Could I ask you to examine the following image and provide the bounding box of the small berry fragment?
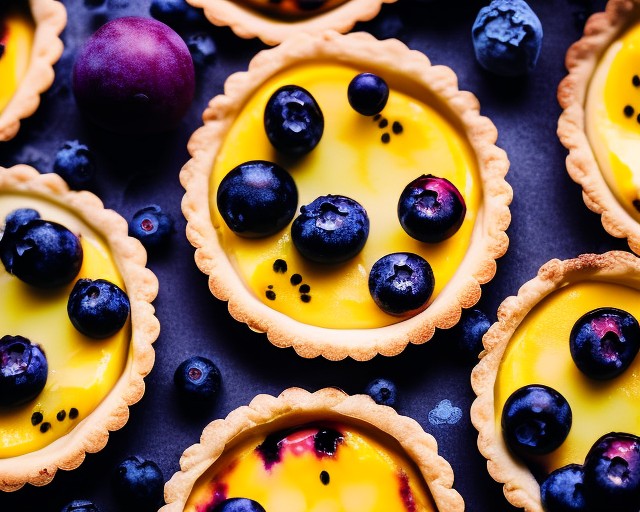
[129,205,174,249]
[364,378,398,407]
[112,456,164,512]
[0,335,48,407]
[347,73,389,116]
[53,140,96,190]
[67,279,130,338]
[174,355,221,403]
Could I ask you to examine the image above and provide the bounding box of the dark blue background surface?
[0,0,621,510]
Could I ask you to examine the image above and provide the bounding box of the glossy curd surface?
[210,63,480,329]
[0,195,130,458]
[0,7,34,113]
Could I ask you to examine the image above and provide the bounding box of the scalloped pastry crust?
[0,166,159,491]
[558,0,640,254]
[181,30,511,361]
[470,250,640,511]
[0,0,66,142]
[162,387,464,511]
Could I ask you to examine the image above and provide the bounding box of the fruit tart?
[0,0,66,141]
[471,251,640,511]
[186,0,397,46]
[162,387,464,512]
[181,30,512,361]
[558,0,640,254]
[0,166,159,490]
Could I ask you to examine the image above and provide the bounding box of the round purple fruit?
[347,72,389,116]
[0,335,48,407]
[72,17,195,135]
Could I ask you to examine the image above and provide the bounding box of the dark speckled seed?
[273,259,287,273]
[299,284,310,294]
[320,470,330,485]
[40,422,51,433]
[31,412,43,425]
[290,274,302,285]
[266,290,276,300]
[625,105,635,118]
[392,121,403,134]
[373,114,381,122]
[633,75,640,87]
[634,199,640,213]
[378,118,388,128]
[381,133,390,143]
[301,294,311,303]
[57,410,66,421]
[69,408,79,419]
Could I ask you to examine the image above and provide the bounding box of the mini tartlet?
[162,387,464,512]
[181,30,511,361]
[558,0,640,254]
[186,0,397,46]
[0,0,66,142]
[0,166,159,490]
[471,251,640,511]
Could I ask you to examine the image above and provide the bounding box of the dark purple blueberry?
[212,498,266,512]
[112,456,164,512]
[398,175,466,243]
[67,279,130,338]
[0,219,83,288]
[60,499,101,512]
[347,73,389,116]
[217,160,298,238]
[0,335,48,407]
[264,85,324,156]
[53,140,96,190]
[501,384,572,456]
[291,195,369,264]
[583,432,640,512]
[364,378,398,407]
[185,32,216,67]
[149,0,206,29]
[128,205,175,249]
[450,308,492,361]
[174,355,221,403]
[569,308,640,380]
[3,208,40,236]
[368,252,434,316]
[540,464,591,512]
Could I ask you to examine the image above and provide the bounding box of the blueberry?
[112,456,164,512]
[217,160,298,238]
[67,279,130,338]
[291,195,369,264]
[501,384,572,456]
[471,0,543,77]
[264,85,324,156]
[185,31,216,67]
[347,73,389,116]
[450,308,492,361]
[540,464,590,512]
[0,335,48,407]
[3,208,40,236]
[60,499,101,512]
[0,218,83,288]
[53,140,96,190]
[174,356,221,403]
[364,378,398,407]
[368,252,434,316]
[569,307,640,380]
[212,498,266,512]
[128,205,175,249]
[398,175,466,243]
[150,0,206,29]
[583,432,640,512]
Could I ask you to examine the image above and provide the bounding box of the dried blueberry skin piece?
[174,355,221,403]
[212,498,267,512]
[540,464,591,512]
[347,72,389,116]
[569,307,640,380]
[128,204,175,249]
[112,456,164,512]
[264,85,324,156]
[364,377,398,407]
[217,160,298,238]
[60,499,101,512]
[0,335,48,407]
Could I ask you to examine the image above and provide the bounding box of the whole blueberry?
[398,175,466,243]
[150,0,206,29]
[450,308,492,361]
[53,140,96,190]
[60,499,101,512]
[174,356,221,403]
[501,384,572,456]
[347,73,389,116]
[368,252,435,316]
[291,195,369,264]
[569,307,640,380]
[583,432,640,512]
[212,498,266,512]
[217,160,298,238]
[185,32,216,67]
[0,335,48,407]
[471,0,543,77]
[264,85,324,156]
[364,378,398,407]
[0,219,83,288]
[67,279,130,338]
[540,464,591,512]
[112,456,164,512]
[129,205,175,249]
[3,208,40,236]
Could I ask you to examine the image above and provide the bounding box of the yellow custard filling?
[239,0,349,18]
[211,63,480,329]
[494,281,640,475]
[586,19,640,221]
[185,423,436,512]
[0,6,34,113]
[0,195,130,458]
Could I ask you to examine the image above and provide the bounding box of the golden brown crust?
[0,0,66,142]
[181,30,511,361]
[186,0,397,46]
[470,250,640,511]
[162,387,464,511]
[0,165,160,491]
[557,0,640,254]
